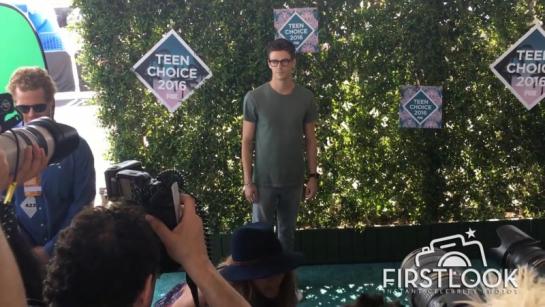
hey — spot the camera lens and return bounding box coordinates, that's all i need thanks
[492,225,545,276]
[0,116,79,175]
[401,248,471,307]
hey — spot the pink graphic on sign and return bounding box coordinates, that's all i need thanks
[274,8,319,53]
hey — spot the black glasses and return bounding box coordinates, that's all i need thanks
[16,104,48,114]
[268,58,292,67]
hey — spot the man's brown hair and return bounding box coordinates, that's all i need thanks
[8,67,56,103]
[266,38,296,59]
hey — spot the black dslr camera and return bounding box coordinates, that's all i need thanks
[105,160,183,230]
[104,160,185,271]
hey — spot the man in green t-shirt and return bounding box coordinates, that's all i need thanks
[241,38,319,251]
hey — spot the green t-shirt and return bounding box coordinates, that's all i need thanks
[243,83,318,187]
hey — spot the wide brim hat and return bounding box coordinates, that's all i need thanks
[219,222,304,282]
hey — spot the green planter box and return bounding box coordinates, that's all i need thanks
[208,218,545,265]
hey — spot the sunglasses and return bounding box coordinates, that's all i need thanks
[16,104,48,114]
[268,58,292,67]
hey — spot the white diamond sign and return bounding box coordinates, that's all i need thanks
[490,24,545,110]
[133,30,212,112]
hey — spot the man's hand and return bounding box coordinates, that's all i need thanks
[146,194,208,268]
[16,144,47,184]
[0,151,10,190]
[305,177,318,200]
[0,144,47,190]
[243,183,258,203]
[151,195,250,307]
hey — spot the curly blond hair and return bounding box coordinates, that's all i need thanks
[7,67,56,103]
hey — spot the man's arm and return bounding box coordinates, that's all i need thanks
[241,120,257,203]
[304,122,318,200]
[0,145,47,306]
[146,194,250,307]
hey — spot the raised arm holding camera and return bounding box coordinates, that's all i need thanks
[0,140,49,307]
[147,194,251,307]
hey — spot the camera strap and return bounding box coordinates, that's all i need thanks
[169,180,199,306]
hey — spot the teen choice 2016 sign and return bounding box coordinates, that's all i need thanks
[400,86,443,129]
[133,30,212,112]
[491,23,545,110]
[274,8,319,53]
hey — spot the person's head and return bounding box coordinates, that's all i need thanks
[266,39,296,82]
[219,222,303,307]
[8,67,56,122]
[43,205,161,307]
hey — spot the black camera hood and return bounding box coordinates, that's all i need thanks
[27,117,79,163]
[491,225,540,265]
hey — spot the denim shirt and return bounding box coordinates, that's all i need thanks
[14,137,95,255]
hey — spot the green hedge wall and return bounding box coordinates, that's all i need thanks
[73,0,545,232]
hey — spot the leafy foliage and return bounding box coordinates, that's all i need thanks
[74,0,545,231]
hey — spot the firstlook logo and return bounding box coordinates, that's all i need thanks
[383,228,518,291]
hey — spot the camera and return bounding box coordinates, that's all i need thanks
[104,160,184,230]
[104,160,188,272]
[401,247,472,307]
[1,115,79,235]
[399,225,545,307]
[0,115,79,175]
[105,160,211,307]
[491,225,545,276]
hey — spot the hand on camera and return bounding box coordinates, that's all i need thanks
[0,144,46,190]
[146,194,208,269]
[16,144,47,184]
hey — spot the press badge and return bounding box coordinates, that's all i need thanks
[24,177,42,197]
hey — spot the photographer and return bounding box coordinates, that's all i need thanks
[0,144,48,307]
[43,194,250,307]
[7,67,96,265]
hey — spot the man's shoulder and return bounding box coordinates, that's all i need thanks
[246,83,270,97]
[74,136,93,158]
[57,136,94,167]
[294,84,314,98]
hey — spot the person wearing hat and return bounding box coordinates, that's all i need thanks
[156,222,303,307]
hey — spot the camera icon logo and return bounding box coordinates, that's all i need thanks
[415,228,488,268]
